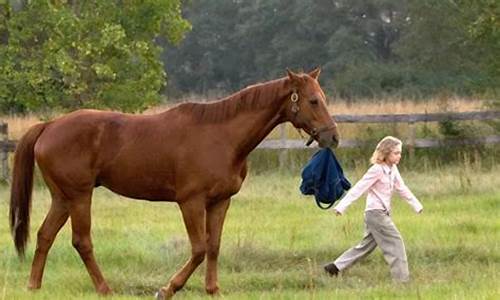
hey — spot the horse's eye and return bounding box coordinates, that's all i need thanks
[309,99,319,105]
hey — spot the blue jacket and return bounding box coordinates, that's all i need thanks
[300,148,351,209]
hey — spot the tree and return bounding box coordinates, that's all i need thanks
[163,0,498,99]
[164,0,412,97]
[0,0,190,114]
[463,0,500,94]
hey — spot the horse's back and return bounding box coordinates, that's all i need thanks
[33,110,132,189]
[35,109,126,157]
[32,109,182,200]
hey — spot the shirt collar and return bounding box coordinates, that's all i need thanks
[381,163,393,175]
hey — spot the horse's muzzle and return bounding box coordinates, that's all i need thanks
[330,134,340,148]
[305,122,339,148]
[316,125,339,148]
[317,134,339,148]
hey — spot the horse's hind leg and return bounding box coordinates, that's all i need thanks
[69,196,112,295]
[205,198,230,295]
[28,195,69,290]
[157,199,207,299]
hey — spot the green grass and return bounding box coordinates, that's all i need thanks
[1,165,499,299]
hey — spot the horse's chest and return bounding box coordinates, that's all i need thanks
[207,174,245,200]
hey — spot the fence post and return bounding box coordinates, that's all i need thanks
[407,121,416,162]
[1,123,9,182]
[279,124,287,169]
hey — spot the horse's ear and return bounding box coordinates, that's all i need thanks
[287,69,300,82]
[308,67,321,80]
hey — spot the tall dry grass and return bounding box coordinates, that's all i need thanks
[331,96,485,114]
[147,95,486,114]
[0,114,40,140]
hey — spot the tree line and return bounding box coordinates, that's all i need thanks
[0,0,498,114]
[164,0,499,100]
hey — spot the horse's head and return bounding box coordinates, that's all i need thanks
[284,68,340,148]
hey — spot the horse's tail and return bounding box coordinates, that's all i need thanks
[10,122,47,258]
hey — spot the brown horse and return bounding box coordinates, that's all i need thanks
[9,68,339,298]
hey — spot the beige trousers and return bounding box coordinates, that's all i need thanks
[333,209,410,282]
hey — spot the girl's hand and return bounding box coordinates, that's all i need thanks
[334,209,342,216]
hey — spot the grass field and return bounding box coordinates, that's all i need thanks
[1,163,499,299]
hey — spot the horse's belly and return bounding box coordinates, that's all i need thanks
[100,175,176,202]
[106,184,176,202]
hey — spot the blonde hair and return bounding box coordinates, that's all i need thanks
[370,136,403,164]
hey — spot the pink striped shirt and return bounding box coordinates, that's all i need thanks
[334,163,423,214]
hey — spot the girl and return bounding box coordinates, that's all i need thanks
[324,136,423,282]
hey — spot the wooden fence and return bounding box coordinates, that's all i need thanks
[1,110,499,181]
[1,123,16,181]
[258,110,500,149]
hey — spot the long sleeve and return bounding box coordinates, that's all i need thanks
[394,168,423,213]
[334,164,383,214]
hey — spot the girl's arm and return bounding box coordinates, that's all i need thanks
[394,168,423,213]
[334,164,383,214]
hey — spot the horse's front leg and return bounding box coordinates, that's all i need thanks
[205,199,231,295]
[157,199,207,299]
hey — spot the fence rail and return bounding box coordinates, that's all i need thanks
[1,110,499,180]
[257,110,500,150]
[257,135,500,149]
[334,110,500,123]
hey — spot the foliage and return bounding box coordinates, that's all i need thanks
[462,0,500,91]
[1,1,498,112]
[163,0,498,99]
[0,0,190,113]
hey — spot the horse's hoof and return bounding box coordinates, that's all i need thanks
[95,282,113,295]
[206,285,220,295]
[155,291,162,300]
[155,290,164,300]
[155,287,173,300]
[27,283,41,291]
[97,285,113,295]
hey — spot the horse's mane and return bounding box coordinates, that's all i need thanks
[175,78,287,123]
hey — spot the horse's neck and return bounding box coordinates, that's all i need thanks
[228,97,287,159]
[167,78,290,159]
